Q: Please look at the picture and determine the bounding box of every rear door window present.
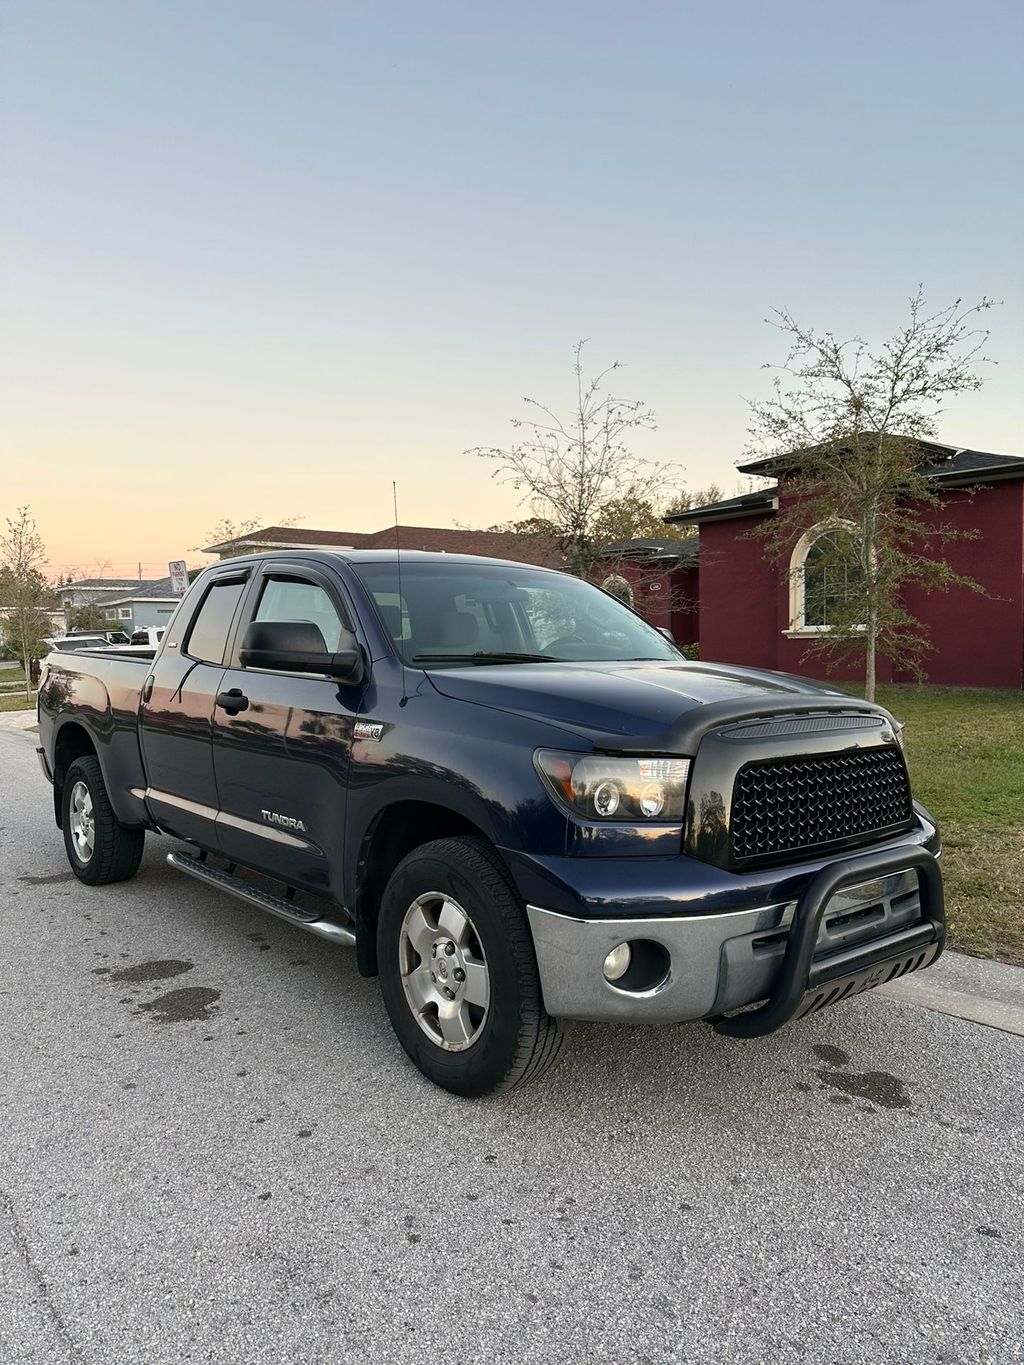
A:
[185,579,247,664]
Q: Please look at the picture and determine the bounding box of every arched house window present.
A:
[786,522,865,636]
[601,573,635,607]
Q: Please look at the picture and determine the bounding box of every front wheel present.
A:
[62,755,145,885]
[377,837,568,1096]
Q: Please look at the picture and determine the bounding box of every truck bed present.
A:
[38,647,156,830]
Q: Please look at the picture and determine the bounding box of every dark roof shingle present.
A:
[672,440,1024,526]
[601,537,700,565]
[738,440,1024,483]
[93,576,179,605]
[665,488,778,525]
[204,524,563,568]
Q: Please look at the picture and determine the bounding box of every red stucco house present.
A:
[665,442,1024,689]
[596,538,700,647]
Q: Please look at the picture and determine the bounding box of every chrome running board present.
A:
[166,851,356,947]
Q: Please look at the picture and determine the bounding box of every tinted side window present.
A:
[185,580,246,663]
[253,577,343,652]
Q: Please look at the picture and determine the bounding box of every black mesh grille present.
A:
[730,746,912,862]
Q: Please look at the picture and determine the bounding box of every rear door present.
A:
[210,561,365,900]
[139,568,250,847]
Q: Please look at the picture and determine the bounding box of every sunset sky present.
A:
[2,0,1022,579]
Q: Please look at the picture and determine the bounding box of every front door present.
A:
[140,571,250,847]
[210,563,365,900]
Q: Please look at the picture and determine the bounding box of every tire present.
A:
[62,755,145,885]
[377,836,568,1096]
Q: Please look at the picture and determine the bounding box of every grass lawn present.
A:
[861,686,1024,966]
[0,663,28,683]
[0,689,37,712]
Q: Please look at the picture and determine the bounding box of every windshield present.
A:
[354,562,681,666]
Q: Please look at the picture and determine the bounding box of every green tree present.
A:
[661,484,725,533]
[68,602,114,632]
[0,507,55,696]
[747,290,994,700]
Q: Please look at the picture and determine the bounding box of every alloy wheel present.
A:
[398,892,490,1051]
[68,780,95,863]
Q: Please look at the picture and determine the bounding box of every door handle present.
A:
[216,688,249,714]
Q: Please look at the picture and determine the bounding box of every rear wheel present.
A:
[62,756,145,885]
[378,836,568,1096]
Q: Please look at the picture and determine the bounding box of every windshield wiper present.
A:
[412,651,558,666]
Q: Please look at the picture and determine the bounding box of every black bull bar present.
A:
[715,844,945,1038]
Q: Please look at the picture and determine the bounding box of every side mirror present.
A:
[657,627,675,644]
[239,619,363,682]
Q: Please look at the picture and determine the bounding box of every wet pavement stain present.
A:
[108,959,194,984]
[134,987,220,1024]
[19,871,74,885]
[813,1044,851,1068]
[816,1068,911,1110]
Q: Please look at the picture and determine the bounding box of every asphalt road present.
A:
[1,728,1021,1364]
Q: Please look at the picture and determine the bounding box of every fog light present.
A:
[603,942,632,982]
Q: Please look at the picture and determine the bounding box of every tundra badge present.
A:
[261,810,307,832]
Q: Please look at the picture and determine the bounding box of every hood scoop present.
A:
[719,713,884,742]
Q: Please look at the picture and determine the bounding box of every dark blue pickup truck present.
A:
[37,550,944,1094]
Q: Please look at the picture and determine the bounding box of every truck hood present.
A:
[425,660,872,750]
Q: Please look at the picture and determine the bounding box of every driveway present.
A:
[1,729,1021,1364]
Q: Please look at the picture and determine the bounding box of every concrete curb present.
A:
[877,950,1024,1037]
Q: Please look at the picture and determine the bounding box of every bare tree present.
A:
[193,514,302,555]
[470,341,676,578]
[1,507,55,696]
[747,290,995,700]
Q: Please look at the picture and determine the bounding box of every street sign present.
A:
[168,560,189,596]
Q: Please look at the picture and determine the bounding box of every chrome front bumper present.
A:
[526,847,944,1028]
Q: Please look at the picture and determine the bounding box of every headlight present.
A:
[535,750,692,823]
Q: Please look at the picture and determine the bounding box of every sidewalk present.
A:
[0,707,37,736]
